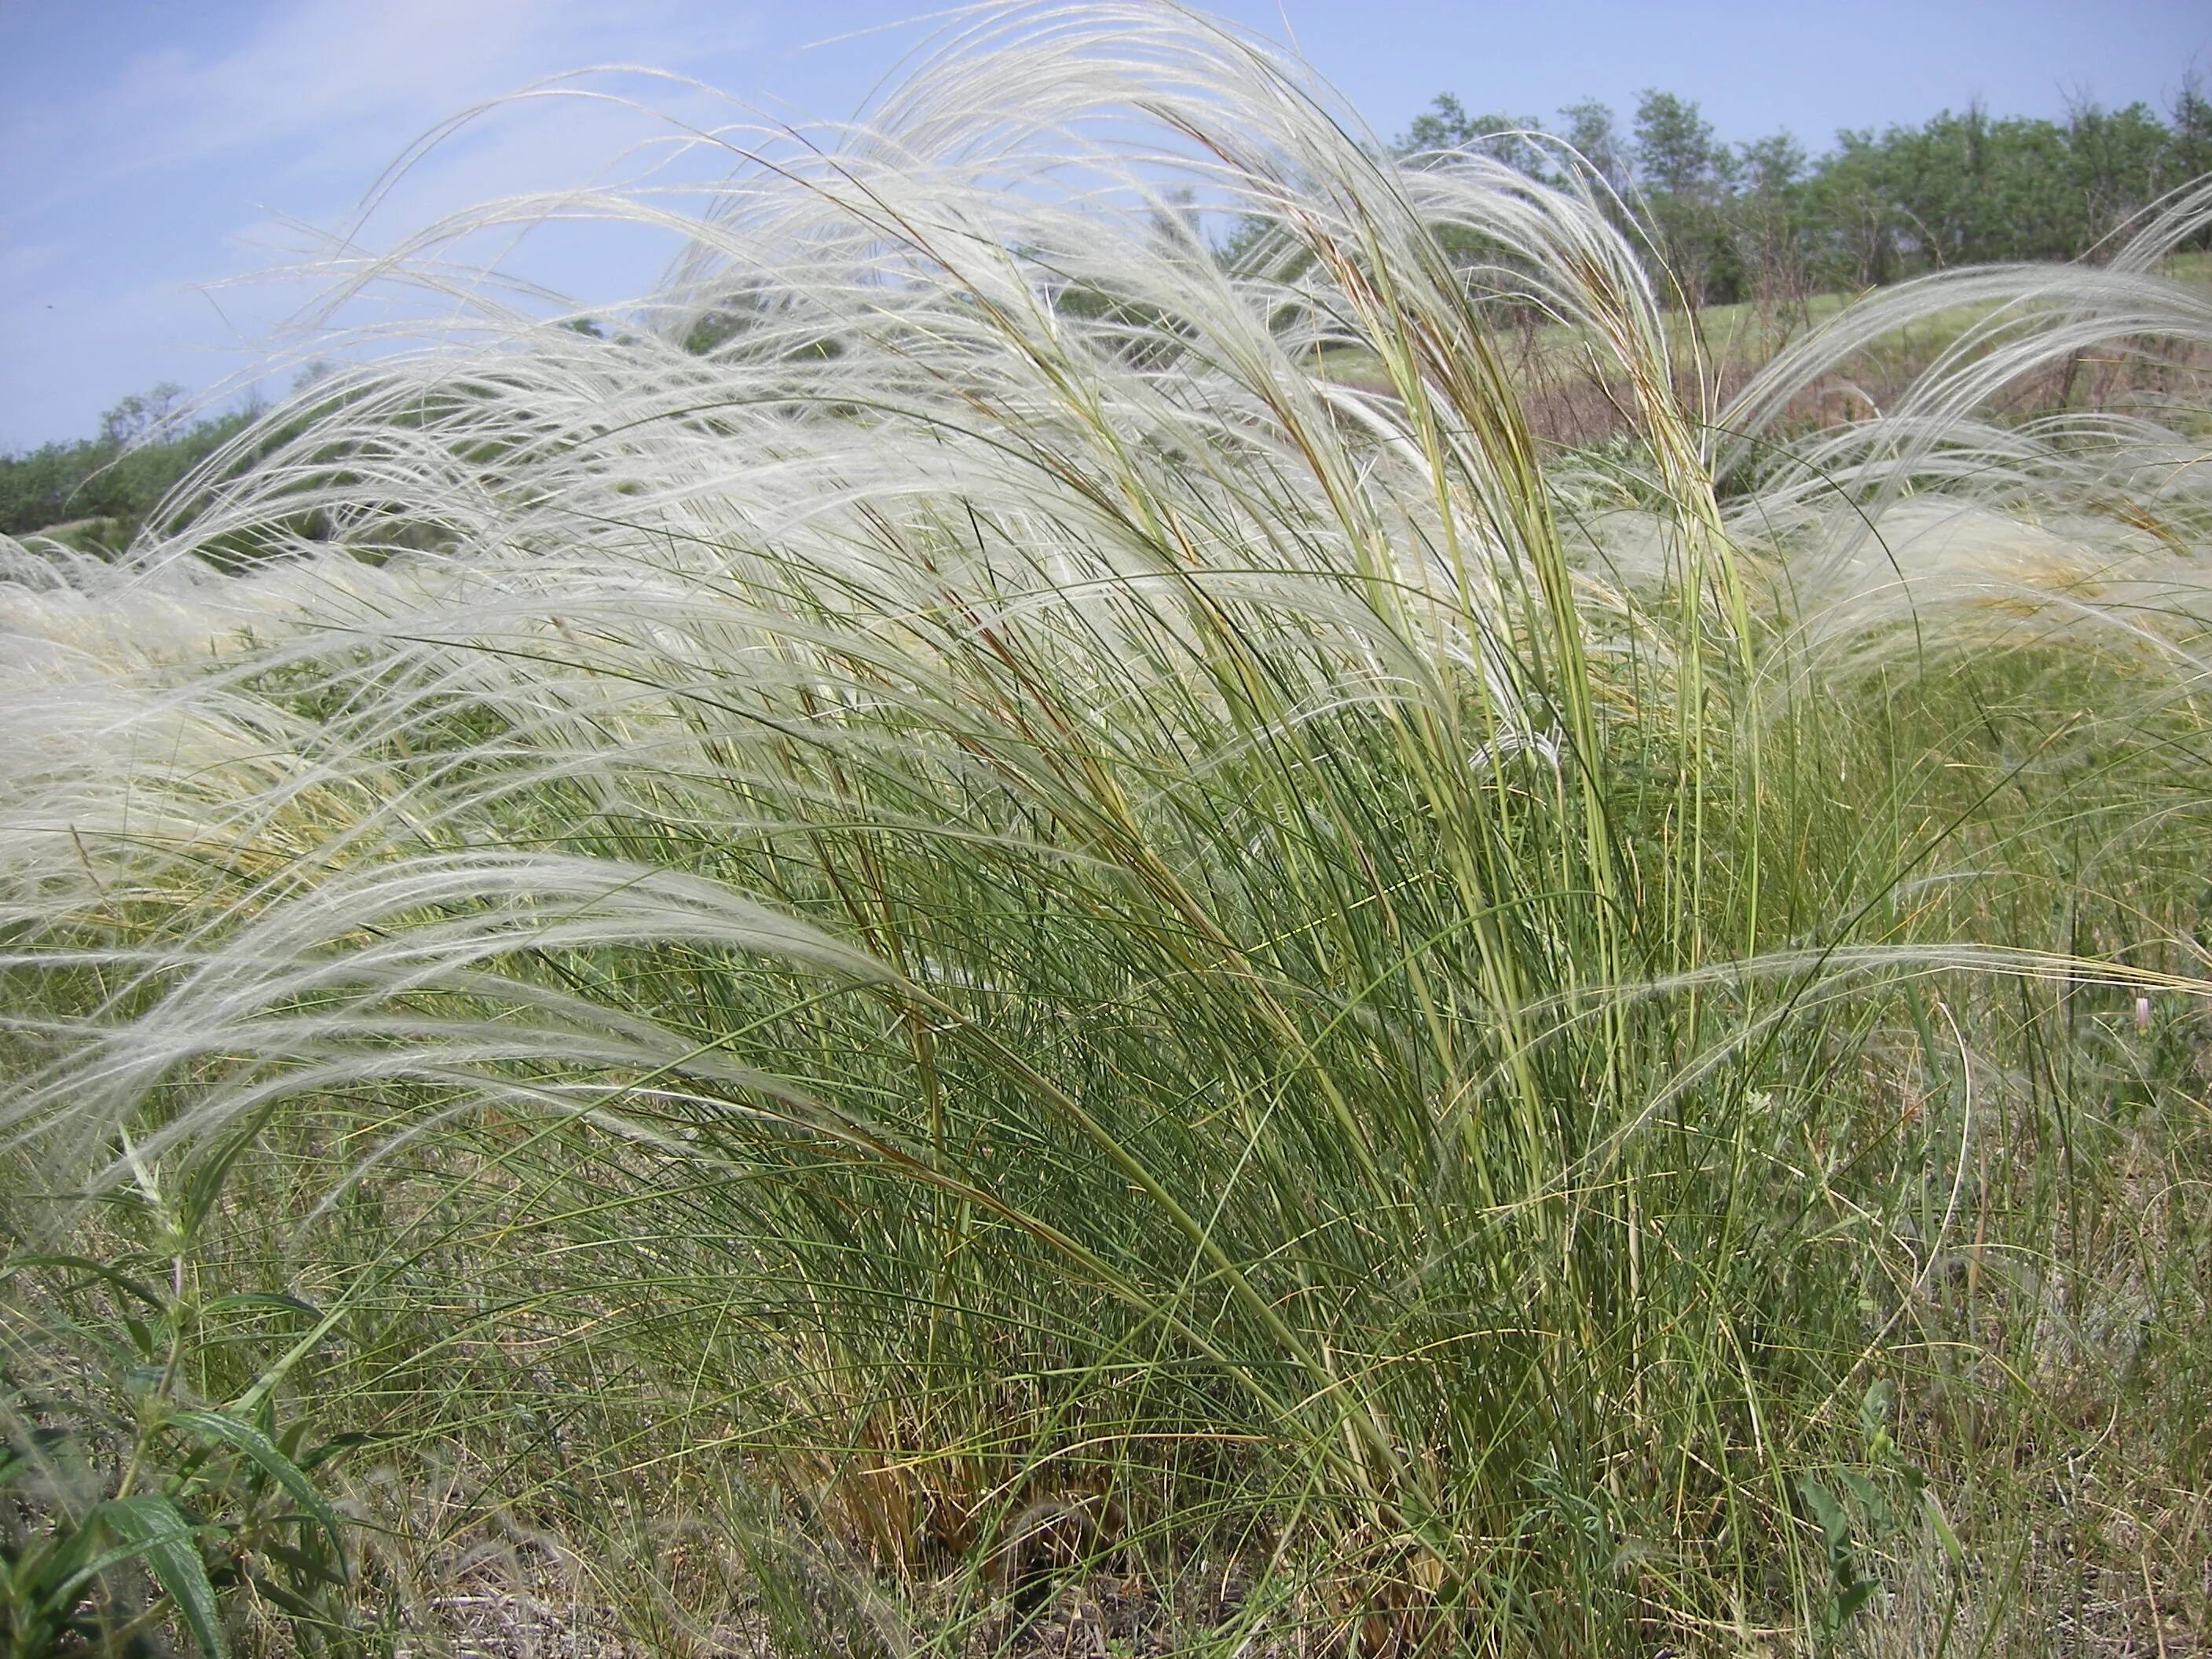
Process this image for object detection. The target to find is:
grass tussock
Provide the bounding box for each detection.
[4,8,2211,1654]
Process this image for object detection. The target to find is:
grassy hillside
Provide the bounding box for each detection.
[3,13,2209,1657]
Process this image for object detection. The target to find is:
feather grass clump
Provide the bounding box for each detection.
[5,7,2212,1654]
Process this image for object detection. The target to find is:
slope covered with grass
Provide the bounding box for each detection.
[4,9,2210,1655]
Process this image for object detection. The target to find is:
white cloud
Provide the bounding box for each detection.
[4,0,762,211]
[0,0,772,446]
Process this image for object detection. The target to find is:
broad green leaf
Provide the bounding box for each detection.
[1835,1577,1878,1623]
[1837,1468,1889,1529]
[1921,1486,1967,1569]
[1796,1474,1850,1553]
[92,1495,228,1659]
[165,1408,349,1573]
[201,1292,322,1320]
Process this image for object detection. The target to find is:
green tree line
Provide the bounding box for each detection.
[0,383,263,549]
[12,83,2209,548]
[1401,79,2212,306]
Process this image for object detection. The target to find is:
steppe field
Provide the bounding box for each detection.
[5,8,2211,1655]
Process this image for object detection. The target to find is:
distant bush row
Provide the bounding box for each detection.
[0,384,262,548]
[11,82,2208,548]
[1397,81,2212,306]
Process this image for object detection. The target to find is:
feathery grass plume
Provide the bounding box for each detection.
[5,5,2210,1652]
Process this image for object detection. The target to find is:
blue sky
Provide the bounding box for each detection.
[2,0,2205,450]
